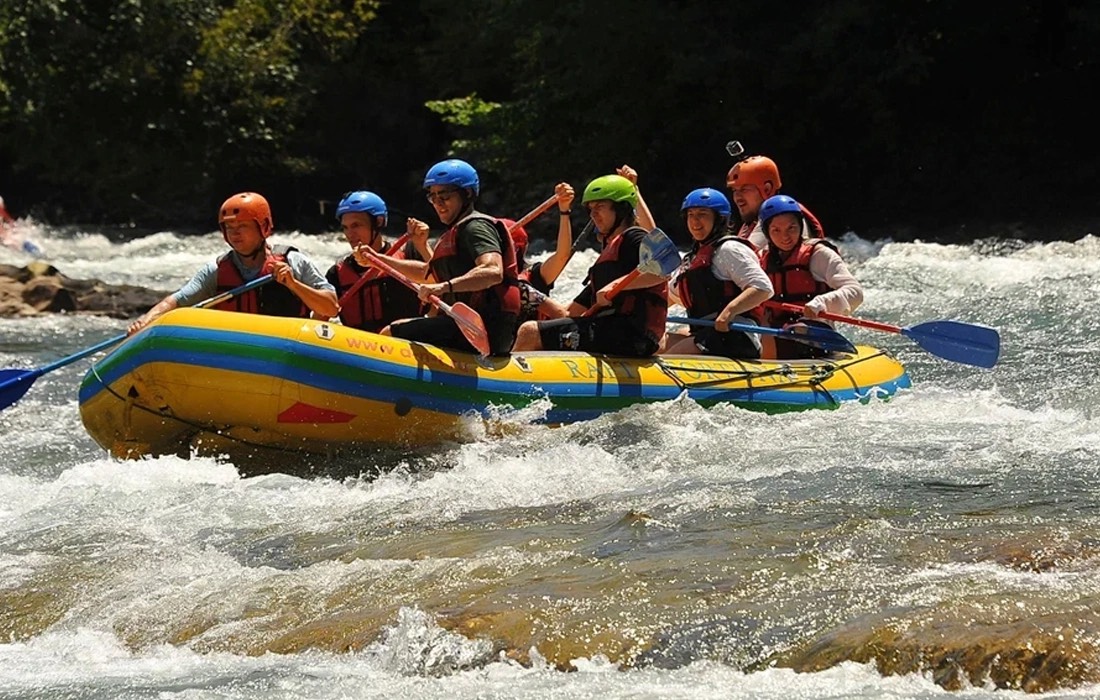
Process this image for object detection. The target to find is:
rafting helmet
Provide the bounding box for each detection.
[218,192,273,237]
[336,190,387,228]
[760,195,804,238]
[581,175,638,207]
[680,188,732,218]
[423,159,479,197]
[726,156,782,194]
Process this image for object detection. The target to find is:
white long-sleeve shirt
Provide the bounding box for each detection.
[803,244,863,316]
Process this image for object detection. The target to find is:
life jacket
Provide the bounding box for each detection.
[758,238,839,327]
[428,212,521,317]
[214,244,307,317]
[333,240,422,332]
[675,234,756,320]
[586,226,668,342]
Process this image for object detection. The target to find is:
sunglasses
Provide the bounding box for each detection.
[426,189,460,205]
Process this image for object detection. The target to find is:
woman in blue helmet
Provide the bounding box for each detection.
[325,190,429,333]
[662,187,774,358]
[756,194,863,359]
[374,159,521,356]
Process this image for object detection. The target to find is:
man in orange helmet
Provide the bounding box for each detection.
[726,155,824,250]
[128,192,338,335]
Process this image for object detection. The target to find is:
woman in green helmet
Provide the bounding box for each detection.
[511,174,669,356]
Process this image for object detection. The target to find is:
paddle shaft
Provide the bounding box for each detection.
[339,234,412,307]
[765,301,899,332]
[764,300,1000,367]
[667,315,856,352]
[510,194,560,231]
[359,246,490,356]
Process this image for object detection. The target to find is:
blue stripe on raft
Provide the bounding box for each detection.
[80,325,899,417]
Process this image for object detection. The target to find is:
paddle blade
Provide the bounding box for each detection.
[0,368,41,411]
[778,323,857,354]
[902,321,1000,368]
[638,228,681,277]
[449,302,491,357]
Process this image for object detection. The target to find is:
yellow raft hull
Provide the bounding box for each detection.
[79,308,910,460]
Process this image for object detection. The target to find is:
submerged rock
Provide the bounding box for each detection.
[0,262,167,319]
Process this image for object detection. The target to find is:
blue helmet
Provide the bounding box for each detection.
[680,188,731,218]
[335,190,387,226]
[759,194,802,224]
[423,159,479,196]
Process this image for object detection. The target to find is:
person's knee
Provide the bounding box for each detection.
[513,321,541,351]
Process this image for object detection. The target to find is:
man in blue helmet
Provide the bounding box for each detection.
[371,159,522,356]
[325,190,432,333]
[663,187,773,358]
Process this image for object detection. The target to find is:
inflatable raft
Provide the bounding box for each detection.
[79,308,911,460]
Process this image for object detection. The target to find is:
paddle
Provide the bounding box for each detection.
[580,228,681,317]
[667,316,857,354]
[358,246,491,357]
[510,194,560,231]
[0,274,275,411]
[763,301,1000,368]
[339,196,560,309]
[337,233,413,308]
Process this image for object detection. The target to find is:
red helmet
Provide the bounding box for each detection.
[726,156,781,194]
[500,218,528,260]
[218,192,273,238]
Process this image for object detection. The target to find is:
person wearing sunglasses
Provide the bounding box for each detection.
[374,159,521,356]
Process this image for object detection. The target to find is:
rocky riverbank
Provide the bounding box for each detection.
[0,261,166,319]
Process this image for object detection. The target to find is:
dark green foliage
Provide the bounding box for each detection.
[0,0,1097,238]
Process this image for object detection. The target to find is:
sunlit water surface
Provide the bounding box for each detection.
[1,220,1098,699]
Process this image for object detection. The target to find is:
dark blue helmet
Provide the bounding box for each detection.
[423,159,479,196]
[759,194,802,224]
[680,188,732,218]
[335,191,387,227]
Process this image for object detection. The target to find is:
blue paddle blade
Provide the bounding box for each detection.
[903,321,1000,368]
[776,323,858,354]
[638,228,682,276]
[0,368,41,410]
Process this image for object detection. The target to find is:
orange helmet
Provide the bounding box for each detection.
[726,156,781,194]
[218,192,273,237]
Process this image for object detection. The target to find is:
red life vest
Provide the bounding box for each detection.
[758,239,839,327]
[675,234,756,319]
[428,212,521,317]
[587,227,668,343]
[214,244,307,317]
[332,241,422,332]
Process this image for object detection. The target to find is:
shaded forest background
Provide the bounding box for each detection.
[1,0,1097,245]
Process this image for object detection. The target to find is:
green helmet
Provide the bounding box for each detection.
[582,175,638,207]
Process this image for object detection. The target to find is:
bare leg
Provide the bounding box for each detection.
[662,333,703,355]
[512,320,544,351]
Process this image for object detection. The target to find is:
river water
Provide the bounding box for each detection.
[0,221,1098,699]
